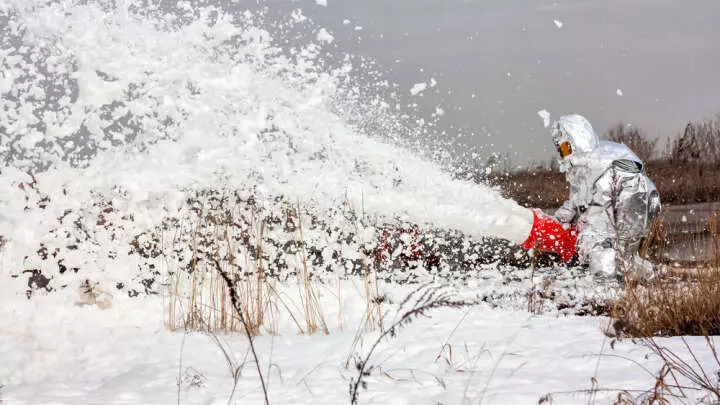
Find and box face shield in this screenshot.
[551,122,573,172]
[557,140,573,159]
[550,115,598,172]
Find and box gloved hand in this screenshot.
[553,201,577,225]
[520,210,578,262]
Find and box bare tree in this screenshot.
[604,123,658,163]
[666,115,720,165]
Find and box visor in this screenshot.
[557,140,573,158]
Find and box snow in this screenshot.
[315,0,328,7]
[617,89,624,96]
[0,2,717,404]
[553,19,564,29]
[1,281,717,405]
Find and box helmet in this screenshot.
[551,114,599,169]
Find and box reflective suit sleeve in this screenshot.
[554,200,577,224]
[591,168,615,216]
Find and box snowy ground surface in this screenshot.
[1,278,718,405]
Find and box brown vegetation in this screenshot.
[610,212,720,337]
[604,212,720,404]
[492,115,720,209]
[606,122,658,163]
[610,270,720,337]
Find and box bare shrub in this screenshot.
[667,115,720,165]
[605,123,659,162]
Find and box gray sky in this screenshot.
[268,0,720,165]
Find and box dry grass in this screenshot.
[167,204,275,335]
[348,284,479,405]
[609,271,720,337]
[166,195,328,336]
[641,336,720,403]
[361,261,383,331]
[646,163,720,205]
[545,334,720,404]
[601,336,720,404]
[610,211,720,338]
[295,204,329,335]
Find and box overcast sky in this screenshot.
[265,0,720,165]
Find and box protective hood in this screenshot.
[551,114,599,171]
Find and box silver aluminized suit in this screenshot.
[551,115,662,278]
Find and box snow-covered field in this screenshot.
[0,1,718,404]
[1,279,717,405]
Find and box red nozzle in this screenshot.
[520,210,578,262]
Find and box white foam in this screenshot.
[0,0,533,286]
[410,82,428,96]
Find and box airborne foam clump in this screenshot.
[316,27,334,43]
[0,0,532,294]
[410,82,428,96]
[538,110,551,128]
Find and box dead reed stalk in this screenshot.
[213,258,270,405]
[295,203,328,335]
[349,284,479,405]
[167,200,275,335]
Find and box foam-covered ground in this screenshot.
[0,280,718,405]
